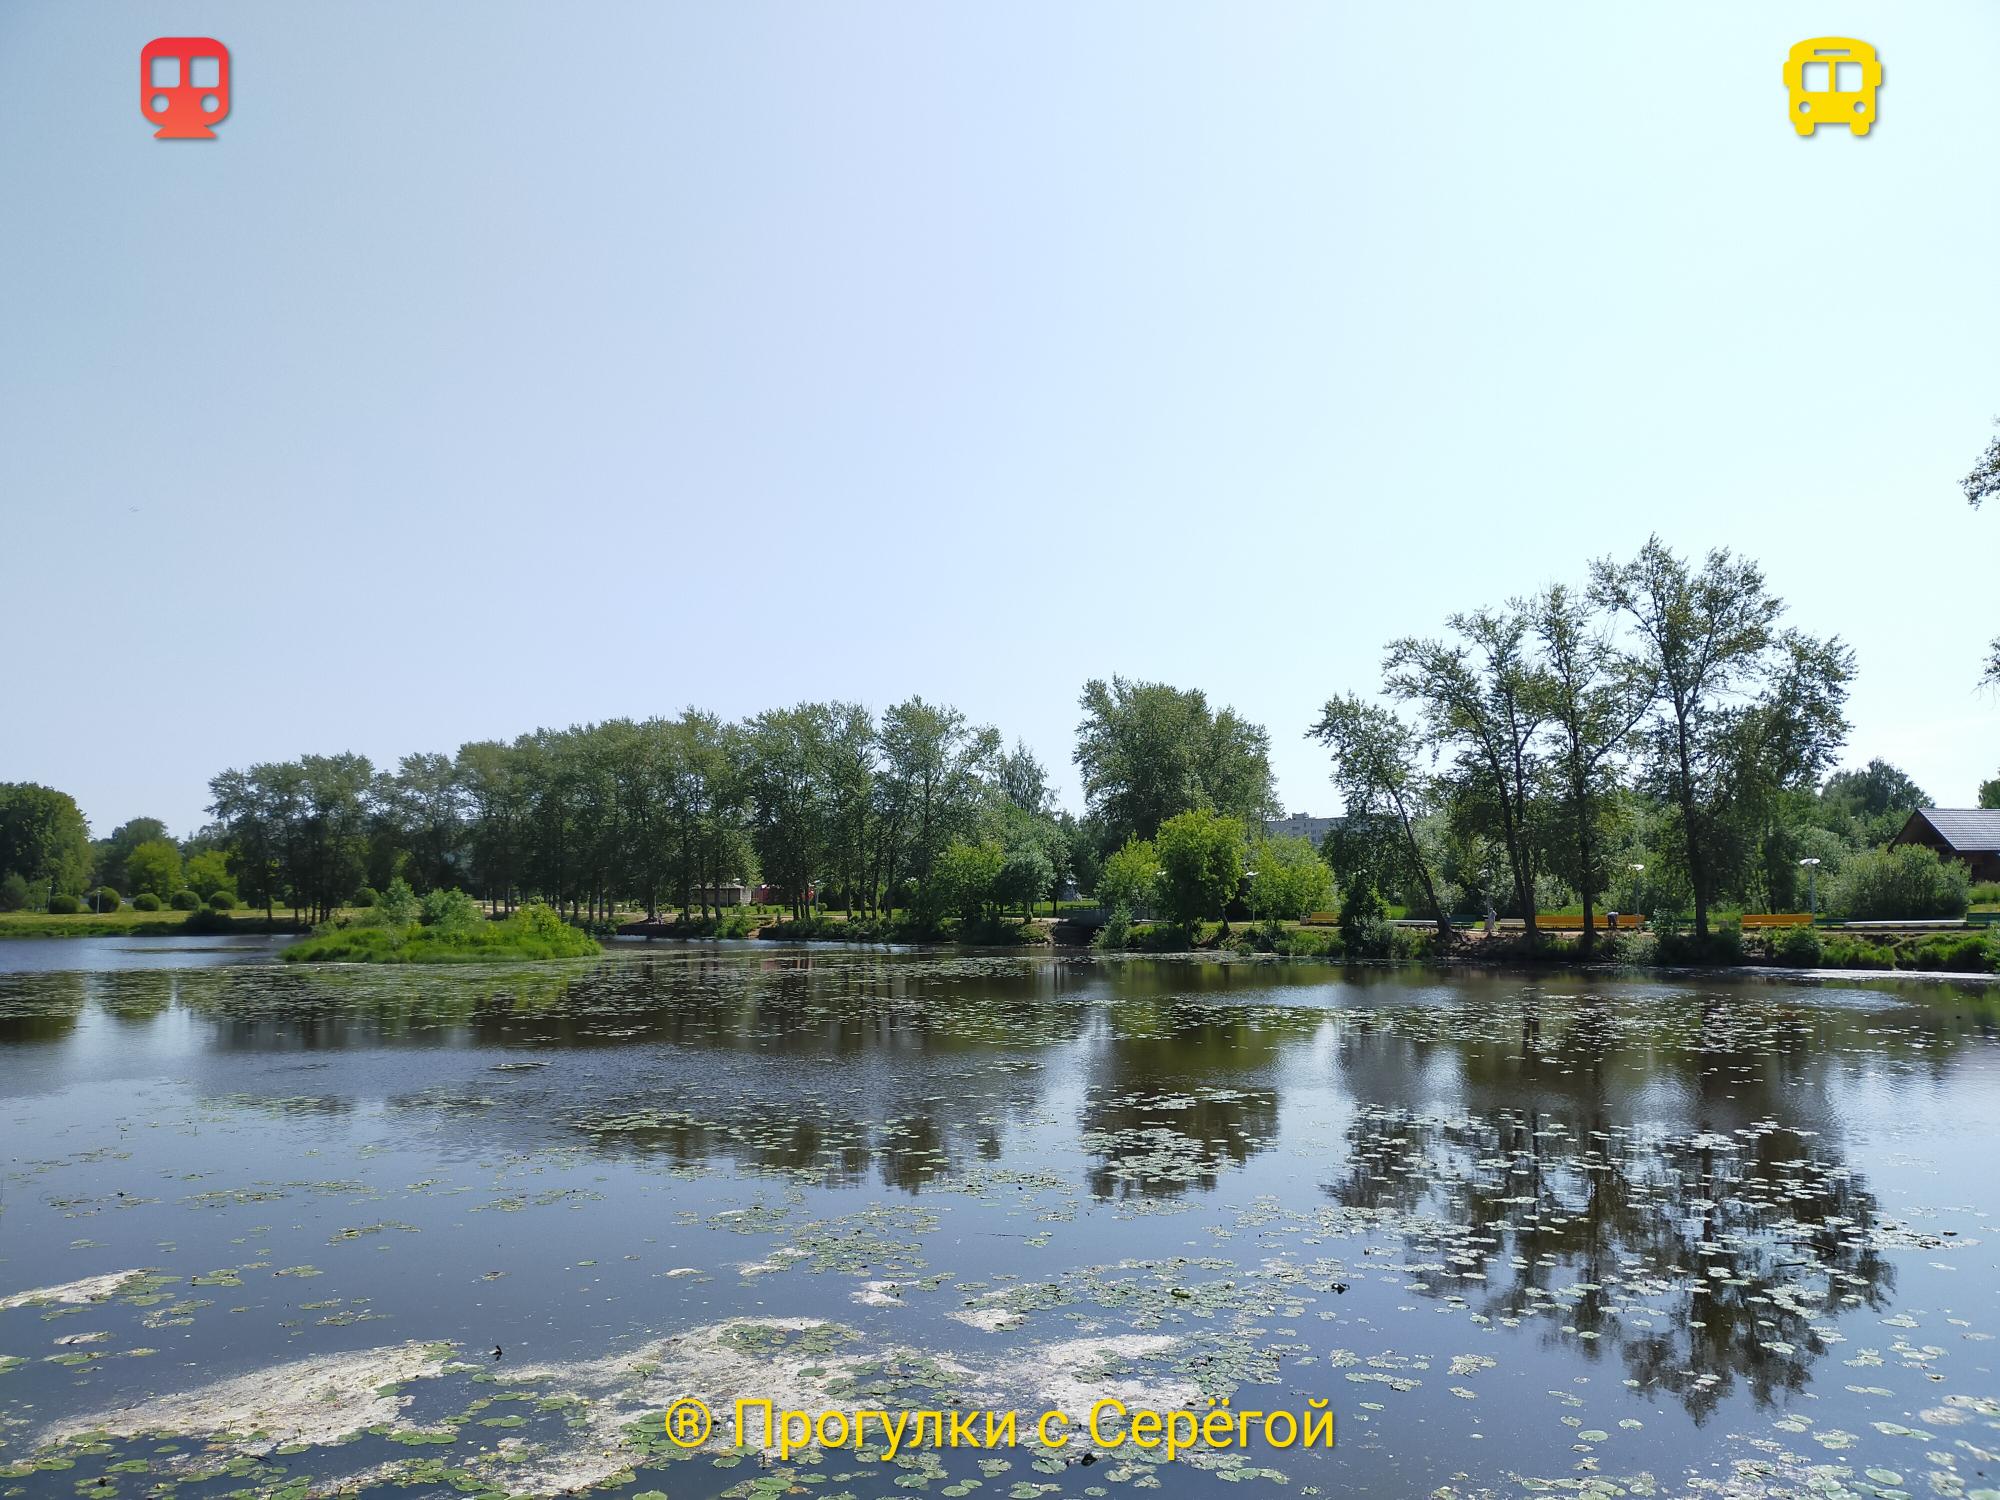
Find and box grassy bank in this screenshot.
[1117,917,2000,975]
[283,905,601,965]
[0,909,309,938]
[626,910,1050,945]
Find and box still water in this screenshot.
[3,942,1999,1500]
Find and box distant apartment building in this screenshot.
[1263,812,1340,846]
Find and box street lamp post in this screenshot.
[1799,857,1821,922]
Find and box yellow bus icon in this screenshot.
[1786,38,1880,136]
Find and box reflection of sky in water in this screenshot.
[1,945,1998,1498]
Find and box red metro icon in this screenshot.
[141,38,230,139]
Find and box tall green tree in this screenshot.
[294,754,375,923]
[669,710,753,920]
[184,847,235,901]
[206,765,291,919]
[1962,419,2000,688]
[1245,834,1335,922]
[1816,759,1928,846]
[933,839,1006,924]
[989,799,1063,918]
[1154,808,1247,940]
[125,839,182,900]
[1309,695,1453,941]
[0,784,93,902]
[455,739,527,912]
[819,704,878,915]
[1592,537,1853,937]
[94,817,169,893]
[742,704,835,918]
[994,740,1053,816]
[1527,582,1649,950]
[1074,677,1278,846]
[878,697,998,916]
[386,753,467,892]
[1964,417,2000,509]
[1095,835,1161,913]
[1386,607,1548,940]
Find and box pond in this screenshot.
[2,944,1999,1500]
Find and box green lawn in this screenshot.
[0,908,327,938]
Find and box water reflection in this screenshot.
[2,948,1997,1500]
[1326,1100,1894,1420]
[1080,1000,1284,1197]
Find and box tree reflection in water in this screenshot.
[1079,998,1282,1198]
[1324,999,1896,1422]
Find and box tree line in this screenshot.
[5,536,1992,938]
[194,702,1059,927]
[0,679,1282,927]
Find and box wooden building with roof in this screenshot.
[1889,808,2000,882]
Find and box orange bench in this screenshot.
[1534,913,1641,931]
[1301,911,1341,926]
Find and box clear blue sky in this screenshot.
[2,2,1996,838]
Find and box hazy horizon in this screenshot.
[4,1,1996,839]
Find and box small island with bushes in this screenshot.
[281,881,600,965]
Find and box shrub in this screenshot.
[1156,809,1247,935]
[353,886,379,908]
[1655,924,1744,965]
[1093,904,1136,951]
[125,839,182,901]
[181,908,238,934]
[183,848,234,902]
[1775,925,1823,966]
[1096,839,1162,915]
[130,892,163,911]
[1272,924,1340,958]
[88,886,123,912]
[169,888,202,910]
[419,886,483,933]
[47,893,82,914]
[1339,885,1389,956]
[1342,914,1396,960]
[1388,925,1434,960]
[1829,845,1969,921]
[1246,836,1336,922]
[933,840,1006,924]
[1970,881,2000,906]
[1908,933,2000,973]
[1822,936,1895,969]
[207,890,236,910]
[372,878,419,927]
[1606,930,1658,965]
[0,873,29,911]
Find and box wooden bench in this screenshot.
[1534,913,1640,931]
[1739,913,1813,929]
[1301,911,1341,926]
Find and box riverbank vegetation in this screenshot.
[0,908,306,938]
[5,537,1997,969]
[1092,914,2000,974]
